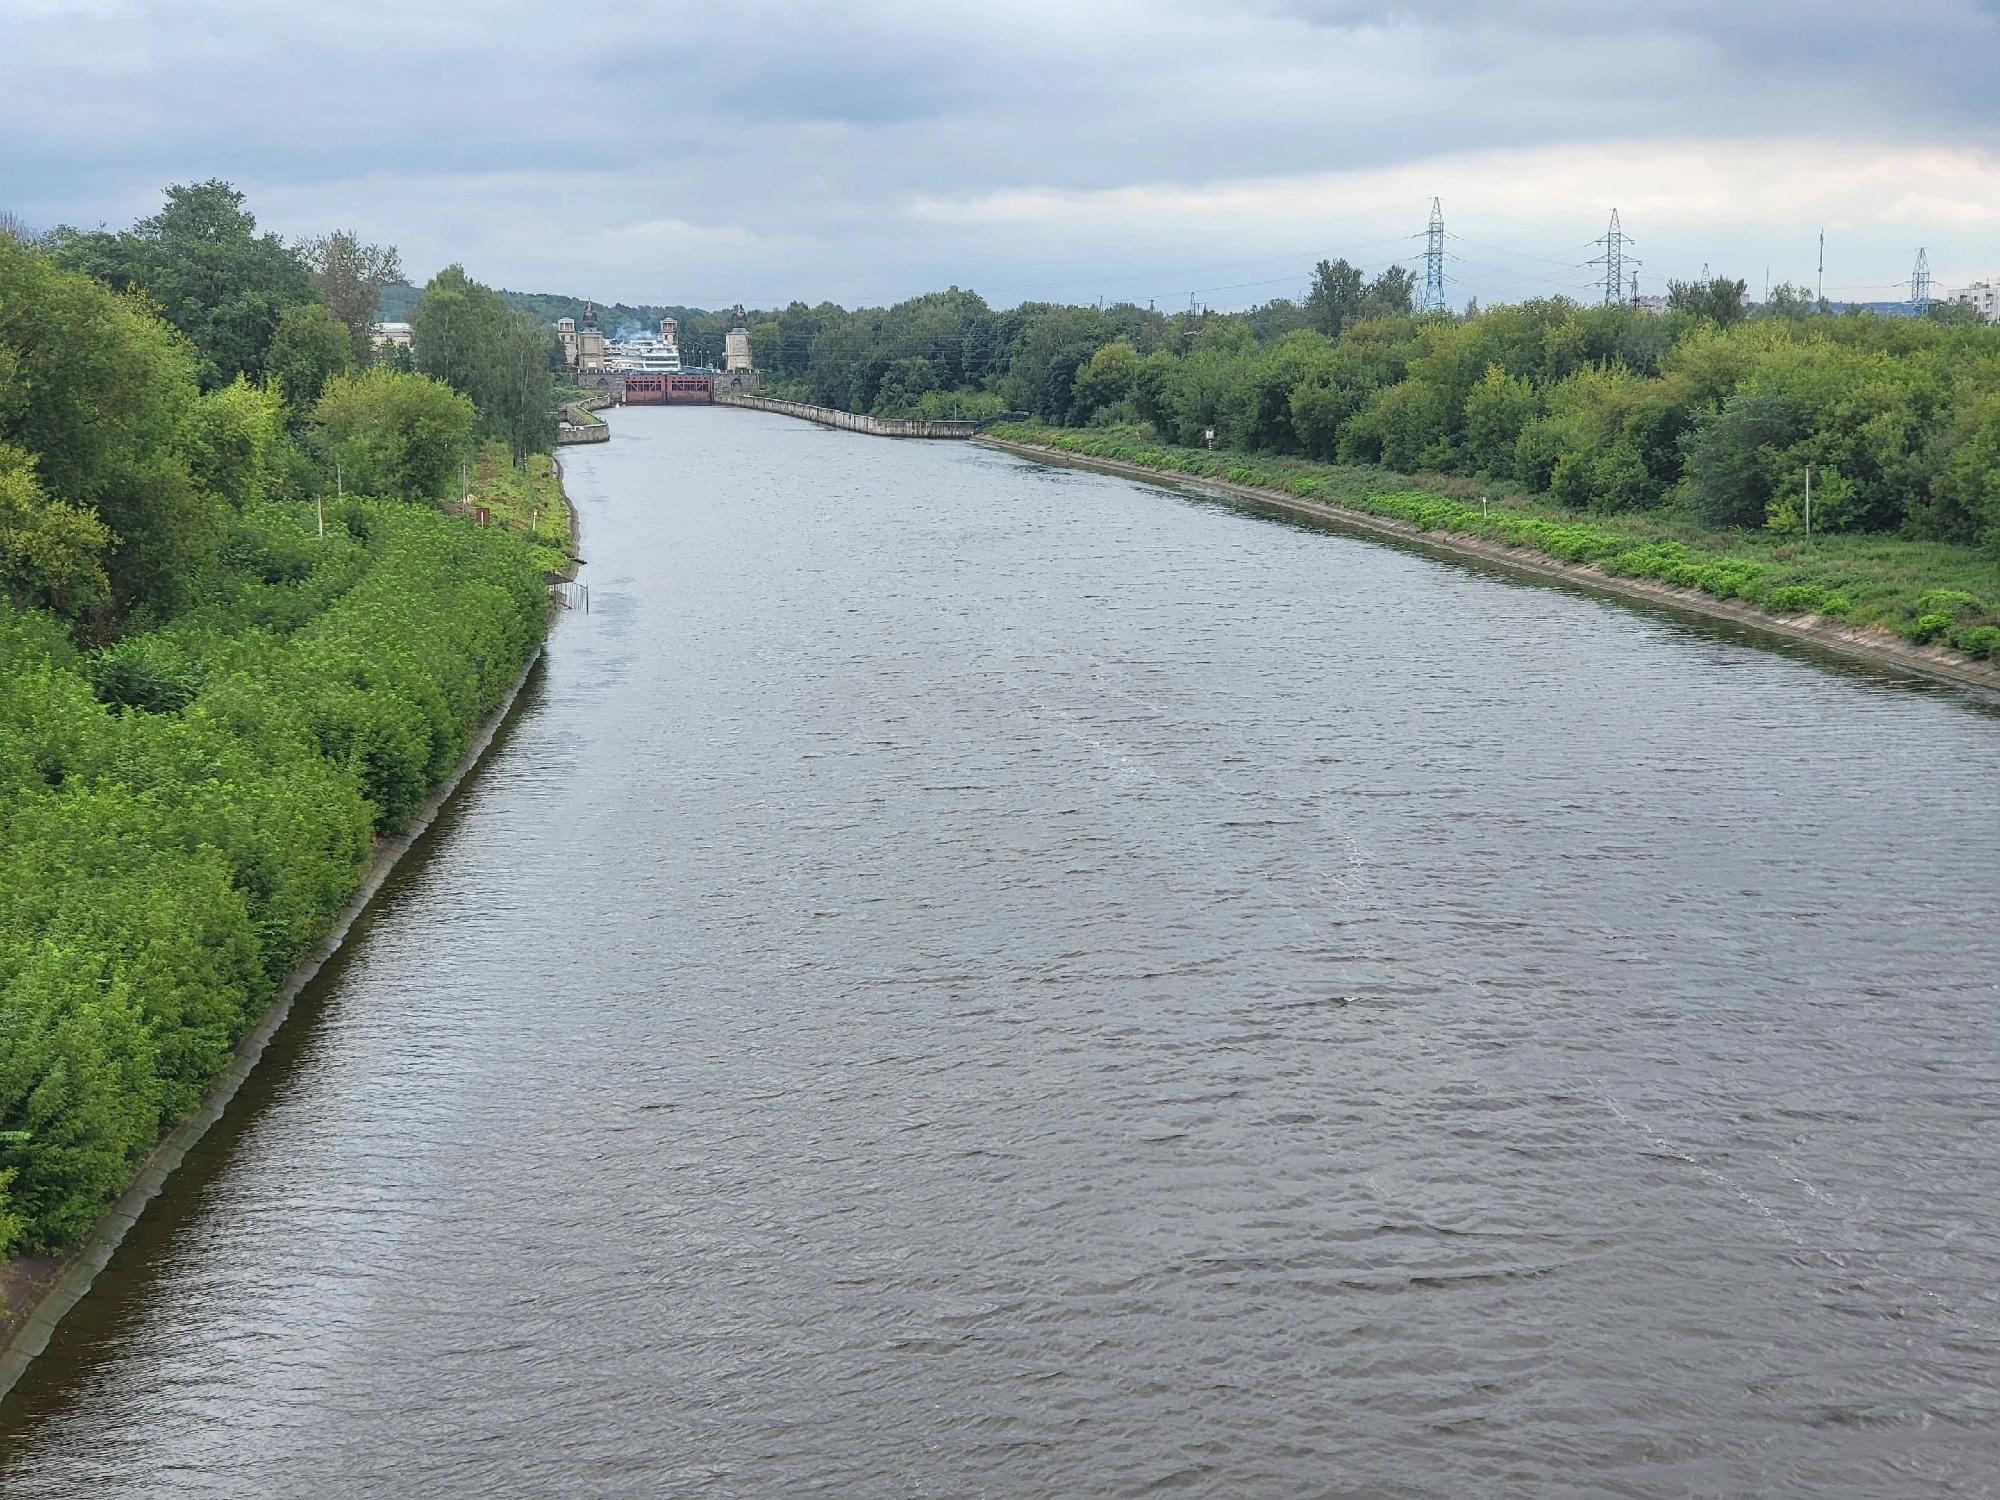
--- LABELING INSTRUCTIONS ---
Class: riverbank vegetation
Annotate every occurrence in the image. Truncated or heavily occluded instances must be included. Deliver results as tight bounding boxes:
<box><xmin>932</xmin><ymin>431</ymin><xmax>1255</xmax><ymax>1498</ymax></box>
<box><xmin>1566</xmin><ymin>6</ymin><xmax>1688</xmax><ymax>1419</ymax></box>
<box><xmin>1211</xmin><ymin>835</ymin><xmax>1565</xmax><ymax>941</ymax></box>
<box><xmin>468</xmin><ymin>441</ymin><xmax>573</xmax><ymax>575</ymax></box>
<box><xmin>990</xmin><ymin>424</ymin><xmax>2000</xmax><ymax>658</ymax></box>
<box><xmin>732</xmin><ymin>276</ymin><xmax>2000</xmax><ymax>657</ymax></box>
<box><xmin>0</xmin><ymin>188</ymin><xmax>560</xmax><ymax>1265</ymax></box>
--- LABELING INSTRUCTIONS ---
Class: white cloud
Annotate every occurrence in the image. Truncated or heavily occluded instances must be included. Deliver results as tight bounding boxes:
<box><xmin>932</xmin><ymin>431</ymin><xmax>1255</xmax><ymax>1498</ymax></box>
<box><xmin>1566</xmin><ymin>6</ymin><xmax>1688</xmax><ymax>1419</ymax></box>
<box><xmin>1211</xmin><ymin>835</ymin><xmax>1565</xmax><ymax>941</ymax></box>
<box><xmin>4</xmin><ymin>0</ymin><xmax>1996</xmax><ymax>306</ymax></box>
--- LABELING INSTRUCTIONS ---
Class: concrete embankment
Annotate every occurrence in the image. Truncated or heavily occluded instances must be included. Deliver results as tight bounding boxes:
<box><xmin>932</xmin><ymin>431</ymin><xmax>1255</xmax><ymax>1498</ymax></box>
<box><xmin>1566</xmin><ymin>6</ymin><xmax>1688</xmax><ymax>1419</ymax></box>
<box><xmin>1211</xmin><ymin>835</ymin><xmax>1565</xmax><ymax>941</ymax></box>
<box><xmin>557</xmin><ymin>397</ymin><xmax>610</xmax><ymax>445</ymax></box>
<box><xmin>717</xmin><ymin>393</ymin><xmax>981</xmax><ymax>438</ymax></box>
<box><xmin>981</xmin><ymin>435</ymin><xmax>2000</xmax><ymax>695</ymax></box>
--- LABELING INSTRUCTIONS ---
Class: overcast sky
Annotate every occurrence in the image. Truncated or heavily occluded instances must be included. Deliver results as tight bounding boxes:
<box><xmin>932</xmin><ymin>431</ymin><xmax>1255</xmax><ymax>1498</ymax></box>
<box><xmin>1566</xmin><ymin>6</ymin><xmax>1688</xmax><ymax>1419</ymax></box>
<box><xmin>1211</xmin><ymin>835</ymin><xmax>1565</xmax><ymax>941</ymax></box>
<box><xmin>6</xmin><ymin>0</ymin><xmax>1997</xmax><ymax>311</ymax></box>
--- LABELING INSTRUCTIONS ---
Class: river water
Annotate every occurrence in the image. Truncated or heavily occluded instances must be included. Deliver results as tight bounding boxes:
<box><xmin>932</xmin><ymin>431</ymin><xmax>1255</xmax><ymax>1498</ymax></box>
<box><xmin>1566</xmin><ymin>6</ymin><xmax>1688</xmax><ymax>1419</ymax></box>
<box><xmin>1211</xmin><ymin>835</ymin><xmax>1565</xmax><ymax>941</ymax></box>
<box><xmin>4</xmin><ymin>406</ymin><xmax>1999</xmax><ymax>1497</ymax></box>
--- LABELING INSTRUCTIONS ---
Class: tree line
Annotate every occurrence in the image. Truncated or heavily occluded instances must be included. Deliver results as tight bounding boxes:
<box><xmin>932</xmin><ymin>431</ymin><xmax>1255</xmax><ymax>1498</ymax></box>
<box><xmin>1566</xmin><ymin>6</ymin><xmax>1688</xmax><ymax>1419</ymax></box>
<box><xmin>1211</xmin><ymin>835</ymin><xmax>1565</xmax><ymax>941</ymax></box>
<box><xmin>715</xmin><ymin>265</ymin><xmax>1999</xmax><ymax>548</ymax></box>
<box><xmin>2</xmin><ymin>182</ymin><xmax>559</xmax><ymax>629</ymax></box>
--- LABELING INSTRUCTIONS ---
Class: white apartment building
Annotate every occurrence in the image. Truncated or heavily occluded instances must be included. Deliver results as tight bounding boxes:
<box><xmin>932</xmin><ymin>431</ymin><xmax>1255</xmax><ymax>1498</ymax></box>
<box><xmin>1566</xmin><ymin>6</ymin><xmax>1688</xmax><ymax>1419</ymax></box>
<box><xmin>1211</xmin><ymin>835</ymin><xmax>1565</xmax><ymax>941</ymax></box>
<box><xmin>1950</xmin><ymin>281</ymin><xmax>1998</xmax><ymax>323</ymax></box>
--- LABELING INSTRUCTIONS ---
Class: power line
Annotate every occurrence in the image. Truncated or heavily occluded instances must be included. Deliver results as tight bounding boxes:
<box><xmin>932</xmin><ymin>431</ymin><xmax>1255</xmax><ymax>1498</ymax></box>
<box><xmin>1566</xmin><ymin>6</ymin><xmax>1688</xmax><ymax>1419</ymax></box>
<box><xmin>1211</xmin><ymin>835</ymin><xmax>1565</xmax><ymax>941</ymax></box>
<box><xmin>1441</xmin><ymin>252</ymin><xmax>1598</xmax><ymax>297</ymax></box>
<box><xmin>1443</xmin><ymin>230</ymin><xmax>1591</xmax><ymax>271</ymax></box>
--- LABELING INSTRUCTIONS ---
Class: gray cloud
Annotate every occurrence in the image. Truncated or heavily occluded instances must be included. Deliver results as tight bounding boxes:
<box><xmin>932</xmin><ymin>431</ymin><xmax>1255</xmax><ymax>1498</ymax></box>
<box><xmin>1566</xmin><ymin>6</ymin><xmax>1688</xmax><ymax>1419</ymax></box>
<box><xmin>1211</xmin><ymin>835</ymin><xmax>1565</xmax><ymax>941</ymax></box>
<box><xmin>4</xmin><ymin>0</ymin><xmax>1995</xmax><ymax>307</ymax></box>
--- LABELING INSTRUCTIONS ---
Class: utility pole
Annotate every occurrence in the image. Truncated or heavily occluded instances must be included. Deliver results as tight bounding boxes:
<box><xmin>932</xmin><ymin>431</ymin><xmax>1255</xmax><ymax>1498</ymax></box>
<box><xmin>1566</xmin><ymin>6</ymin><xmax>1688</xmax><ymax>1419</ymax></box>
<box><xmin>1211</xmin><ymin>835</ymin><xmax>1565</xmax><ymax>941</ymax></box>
<box><xmin>1817</xmin><ymin>227</ymin><xmax>1825</xmax><ymax>305</ymax></box>
<box><xmin>1420</xmin><ymin>197</ymin><xmax>1447</xmax><ymax>315</ymax></box>
<box><xmin>1910</xmin><ymin>248</ymin><xmax>1933</xmax><ymax>315</ymax></box>
<box><xmin>1588</xmin><ymin>209</ymin><xmax>1635</xmax><ymax>306</ymax></box>
<box><xmin>1630</xmin><ymin>270</ymin><xmax>1639</xmax><ymax>305</ymax></box>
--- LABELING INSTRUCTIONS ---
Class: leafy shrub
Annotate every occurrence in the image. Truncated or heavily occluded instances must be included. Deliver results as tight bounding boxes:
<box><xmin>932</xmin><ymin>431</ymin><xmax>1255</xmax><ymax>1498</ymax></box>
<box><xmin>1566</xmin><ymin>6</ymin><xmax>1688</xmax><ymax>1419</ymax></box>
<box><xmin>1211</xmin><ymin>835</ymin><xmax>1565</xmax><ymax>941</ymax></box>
<box><xmin>1768</xmin><ymin>584</ymin><xmax>1833</xmax><ymax>614</ymax></box>
<box><xmin>90</xmin><ymin>633</ymin><xmax>209</xmax><ymax>714</ymax></box>
<box><xmin>1913</xmin><ymin>589</ymin><xmax>1980</xmax><ymax>618</ymax></box>
<box><xmin>1908</xmin><ymin>612</ymin><xmax>1955</xmax><ymax>644</ymax></box>
<box><xmin>1952</xmin><ymin>624</ymin><xmax>2000</xmax><ymax>659</ymax></box>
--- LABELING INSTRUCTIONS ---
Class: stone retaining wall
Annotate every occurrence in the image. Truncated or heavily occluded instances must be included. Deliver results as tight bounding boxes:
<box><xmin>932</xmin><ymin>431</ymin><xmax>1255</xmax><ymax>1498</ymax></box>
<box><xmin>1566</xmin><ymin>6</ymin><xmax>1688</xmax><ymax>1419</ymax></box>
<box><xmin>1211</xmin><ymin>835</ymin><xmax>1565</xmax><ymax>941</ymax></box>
<box><xmin>716</xmin><ymin>394</ymin><xmax>980</xmax><ymax>439</ymax></box>
<box><xmin>556</xmin><ymin>400</ymin><xmax>611</xmax><ymax>444</ymax></box>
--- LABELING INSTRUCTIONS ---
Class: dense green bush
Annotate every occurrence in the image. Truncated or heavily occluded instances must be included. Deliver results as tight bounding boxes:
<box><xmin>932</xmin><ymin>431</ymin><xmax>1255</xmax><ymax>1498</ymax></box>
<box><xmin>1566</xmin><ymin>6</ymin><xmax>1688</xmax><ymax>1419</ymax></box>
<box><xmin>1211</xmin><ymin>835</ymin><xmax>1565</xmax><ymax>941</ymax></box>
<box><xmin>1908</xmin><ymin>612</ymin><xmax>1955</xmax><ymax>644</ymax></box>
<box><xmin>0</xmin><ymin>500</ymin><xmax>544</xmax><ymax>1256</ymax></box>
<box><xmin>1953</xmin><ymin>624</ymin><xmax>2000</xmax><ymax>659</ymax></box>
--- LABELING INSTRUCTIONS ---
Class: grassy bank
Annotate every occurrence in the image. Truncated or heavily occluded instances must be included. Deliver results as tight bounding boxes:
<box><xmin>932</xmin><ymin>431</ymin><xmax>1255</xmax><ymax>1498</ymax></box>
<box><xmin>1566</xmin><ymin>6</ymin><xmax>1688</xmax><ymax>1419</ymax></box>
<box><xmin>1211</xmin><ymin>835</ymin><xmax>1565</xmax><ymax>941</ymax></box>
<box><xmin>991</xmin><ymin>423</ymin><xmax>2000</xmax><ymax>664</ymax></box>
<box><xmin>467</xmin><ymin>441</ymin><xmax>574</xmax><ymax>574</ymax></box>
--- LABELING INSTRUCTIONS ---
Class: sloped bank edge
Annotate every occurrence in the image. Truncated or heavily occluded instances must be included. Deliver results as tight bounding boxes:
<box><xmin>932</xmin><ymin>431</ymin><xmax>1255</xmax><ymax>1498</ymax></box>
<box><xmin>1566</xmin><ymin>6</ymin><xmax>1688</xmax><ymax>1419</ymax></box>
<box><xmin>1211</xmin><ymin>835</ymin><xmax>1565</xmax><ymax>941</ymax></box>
<box><xmin>979</xmin><ymin>436</ymin><xmax>2000</xmax><ymax>696</ymax></box>
<box><xmin>0</xmin><ymin>637</ymin><xmax>548</xmax><ymax>1401</ymax></box>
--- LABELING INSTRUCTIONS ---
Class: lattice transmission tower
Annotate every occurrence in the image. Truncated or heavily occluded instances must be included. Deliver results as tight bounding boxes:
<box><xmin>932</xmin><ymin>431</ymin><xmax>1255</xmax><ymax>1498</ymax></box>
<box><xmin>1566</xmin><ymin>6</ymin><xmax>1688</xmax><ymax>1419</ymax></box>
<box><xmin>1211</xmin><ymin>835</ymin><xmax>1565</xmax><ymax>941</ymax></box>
<box><xmin>1588</xmin><ymin>209</ymin><xmax>1635</xmax><ymax>306</ymax></box>
<box><xmin>1910</xmin><ymin>247</ymin><xmax>1932</xmax><ymax>315</ymax></box>
<box><xmin>1419</xmin><ymin>197</ymin><xmax>1447</xmax><ymax>314</ymax></box>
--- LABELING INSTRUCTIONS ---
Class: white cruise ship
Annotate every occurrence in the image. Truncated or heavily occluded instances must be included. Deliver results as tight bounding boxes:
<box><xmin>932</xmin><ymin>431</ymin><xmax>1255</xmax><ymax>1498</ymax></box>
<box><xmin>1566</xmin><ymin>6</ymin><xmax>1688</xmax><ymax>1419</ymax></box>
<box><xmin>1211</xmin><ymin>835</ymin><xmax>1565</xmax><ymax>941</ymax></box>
<box><xmin>607</xmin><ymin>317</ymin><xmax>682</xmax><ymax>374</ymax></box>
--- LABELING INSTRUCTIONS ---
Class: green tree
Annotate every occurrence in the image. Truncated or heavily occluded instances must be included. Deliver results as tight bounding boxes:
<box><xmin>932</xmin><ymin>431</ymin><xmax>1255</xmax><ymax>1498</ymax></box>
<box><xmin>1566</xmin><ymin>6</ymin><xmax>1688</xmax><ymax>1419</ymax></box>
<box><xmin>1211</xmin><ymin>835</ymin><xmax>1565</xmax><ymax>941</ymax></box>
<box><xmin>1306</xmin><ymin>258</ymin><xmax>1365</xmax><ymax>338</ymax></box>
<box><xmin>1070</xmin><ymin>340</ymin><xmax>1141</xmax><ymax>423</ymax></box>
<box><xmin>1360</xmin><ymin>266</ymin><xmax>1417</xmax><ymax>321</ymax></box>
<box><xmin>1668</xmin><ymin>276</ymin><xmax>1749</xmax><ymax>326</ymax></box>
<box><xmin>1755</xmin><ymin>282</ymin><xmax>1821</xmax><ymax>322</ymax></box>
<box><xmin>0</xmin><ymin>953</ymin><xmax>163</xmax><ymax>1247</ymax></box>
<box><xmin>1680</xmin><ymin>390</ymin><xmax>1800</xmax><ymax>526</ymax></box>
<box><xmin>410</xmin><ymin>265</ymin><xmax>553</xmax><ymax>460</ymax></box>
<box><xmin>1002</xmin><ymin>305</ymin><xmax>1113</xmax><ymax>422</ymax></box>
<box><xmin>47</xmin><ymin>181</ymin><xmax>314</xmax><ymax>390</ymax></box>
<box><xmin>177</xmin><ymin>376</ymin><xmax>284</xmax><ymax>509</ymax></box>
<box><xmin>410</xmin><ymin>264</ymin><xmax>499</xmax><ymax>402</ymax></box>
<box><xmin>1216</xmin><ymin>332</ymin><xmax>1336</xmax><ymax>451</ymax></box>
<box><xmin>749</xmin><ymin>320</ymin><xmax>781</xmax><ymax>372</ymax></box>
<box><xmin>0</xmin><ymin>444</ymin><xmax>112</xmax><ymax>615</ymax></box>
<box><xmin>313</xmin><ymin>367</ymin><xmax>475</xmax><ymax>503</ymax></box>
<box><xmin>1923</xmin><ymin>299</ymin><xmax>1986</xmax><ymax>328</ymax></box>
<box><xmin>1910</xmin><ymin>390</ymin><xmax>2000</xmax><ymax>545</ymax></box>
<box><xmin>295</xmin><ymin>230</ymin><xmax>404</xmax><ymax>364</ymax></box>
<box><xmin>1342</xmin><ymin>380</ymin><xmax>1452</xmax><ymax>470</ymax></box>
<box><xmin>0</xmin><ymin>234</ymin><xmax>219</xmax><ymax>616</ymax></box>
<box><xmin>871</xmin><ymin>357</ymin><xmax>941</xmax><ymax>416</ymax></box>
<box><xmin>1462</xmin><ymin>366</ymin><xmax>1538</xmax><ymax>477</ymax></box>
<box><xmin>265</xmin><ymin>301</ymin><xmax>354</xmax><ymax>417</ymax></box>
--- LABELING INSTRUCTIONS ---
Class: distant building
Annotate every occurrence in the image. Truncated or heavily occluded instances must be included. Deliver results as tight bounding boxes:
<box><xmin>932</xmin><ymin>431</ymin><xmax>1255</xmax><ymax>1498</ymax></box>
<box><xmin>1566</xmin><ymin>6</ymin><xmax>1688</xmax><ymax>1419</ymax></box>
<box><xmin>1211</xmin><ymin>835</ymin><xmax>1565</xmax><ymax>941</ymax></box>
<box><xmin>370</xmin><ymin>320</ymin><xmax>414</xmax><ymax>351</ymax></box>
<box><xmin>724</xmin><ymin>302</ymin><xmax>754</xmax><ymax>371</ymax></box>
<box><xmin>556</xmin><ymin>305</ymin><xmax>607</xmax><ymax>371</ymax></box>
<box><xmin>1950</xmin><ymin>281</ymin><xmax>1998</xmax><ymax>323</ymax></box>
<box><xmin>1633</xmin><ymin>295</ymin><xmax>1670</xmax><ymax>315</ymax></box>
